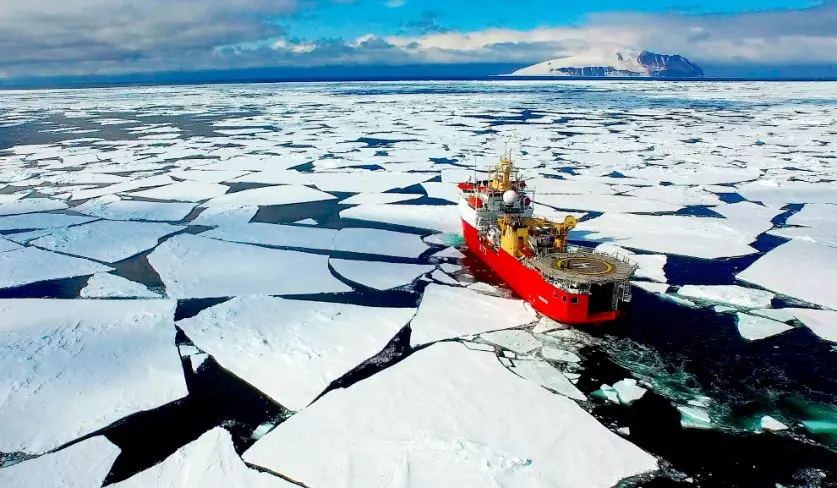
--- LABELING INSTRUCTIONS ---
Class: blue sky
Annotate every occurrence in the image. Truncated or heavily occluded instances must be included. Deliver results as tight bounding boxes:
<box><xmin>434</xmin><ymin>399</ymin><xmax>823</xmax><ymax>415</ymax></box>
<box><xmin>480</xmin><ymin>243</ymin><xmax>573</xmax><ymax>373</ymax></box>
<box><xmin>1</xmin><ymin>0</ymin><xmax>835</xmax><ymax>79</ymax></box>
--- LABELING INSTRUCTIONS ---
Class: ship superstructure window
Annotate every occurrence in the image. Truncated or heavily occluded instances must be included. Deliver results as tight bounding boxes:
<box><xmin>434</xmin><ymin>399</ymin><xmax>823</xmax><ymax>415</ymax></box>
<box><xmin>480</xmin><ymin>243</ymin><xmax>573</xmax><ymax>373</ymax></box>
<box><xmin>570</xmin><ymin>298</ymin><xmax>579</xmax><ymax>304</ymax></box>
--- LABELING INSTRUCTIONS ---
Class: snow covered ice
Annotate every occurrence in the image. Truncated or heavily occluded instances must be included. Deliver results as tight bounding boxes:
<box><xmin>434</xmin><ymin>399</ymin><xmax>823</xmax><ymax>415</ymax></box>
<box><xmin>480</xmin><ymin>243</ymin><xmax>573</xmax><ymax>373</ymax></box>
<box><xmin>0</xmin><ymin>436</ymin><xmax>119</xmax><ymax>488</ymax></box>
<box><xmin>177</xmin><ymin>296</ymin><xmax>416</xmax><ymax>410</ymax></box>
<box><xmin>735</xmin><ymin>313</ymin><xmax>794</xmax><ymax>341</ymax></box>
<box><xmin>80</xmin><ymin>273</ymin><xmax>162</xmax><ymax>298</ymax></box>
<box><xmin>677</xmin><ymin>285</ymin><xmax>775</xmax><ymax>309</ymax></box>
<box><xmin>0</xmin><ymin>247</ymin><xmax>112</xmax><ymax>289</ymax></box>
<box><xmin>244</xmin><ymin>342</ymin><xmax>657</xmax><ymax>488</ymax></box>
<box><xmin>0</xmin><ymin>299</ymin><xmax>186</xmax><ymax>453</ymax></box>
<box><xmin>329</xmin><ymin>258</ymin><xmax>434</xmax><ymax>290</ymax></box>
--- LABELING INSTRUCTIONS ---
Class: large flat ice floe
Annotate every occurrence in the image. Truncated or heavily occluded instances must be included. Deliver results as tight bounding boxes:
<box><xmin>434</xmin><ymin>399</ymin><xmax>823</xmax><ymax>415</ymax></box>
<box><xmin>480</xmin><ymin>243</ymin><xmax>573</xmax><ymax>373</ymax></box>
<box><xmin>0</xmin><ymin>299</ymin><xmax>186</xmax><ymax>453</ymax></box>
<box><xmin>148</xmin><ymin>234</ymin><xmax>351</xmax><ymax>298</ymax></box>
<box><xmin>309</xmin><ymin>171</ymin><xmax>435</xmax><ymax>193</ymax></box>
<box><xmin>737</xmin><ymin>239</ymin><xmax>837</xmax><ymax>310</ymax></box>
<box><xmin>0</xmin><ymin>247</ymin><xmax>112</xmax><ymax>289</ymax></box>
<box><xmin>0</xmin><ymin>436</ymin><xmax>119</xmax><ymax>488</ymax></box>
<box><xmin>0</xmin><ymin>198</ymin><xmax>67</xmax><ymax>216</ymax></box>
<box><xmin>128</xmin><ymin>181</ymin><xmax>229</xmax><ymax>202</ymax></box>
<box><xmin>536</xmin><ymin>194</ymin><xmax>682</xmax><ymax>213</ymax></box>
<box><xmin>789</xmin><ymin>309</ymin><xmax>837</xmax><ymax>343</ymax></box>
<box><xmin>677</xmin><ymin>285</ymin><xmax>775</xmax><ymax>309</ymax></box>
<box><xmin>735</xmin><ymin>313</ymin><xmax>793</xmax><ymax>341</ymax></box>
<box><xmin>244</xmin><ymin>342</ymin><xmax>657</xmax><ymax>488</ymax></box>
<box><xmin>189</xmin><ymin>205</ymin><xmax>259</xmax><ymax>226</ymax></box>
<box><xmin>329</xmin><ymin>258</ymin><xmax>434</xmax><ymax>290</ymax></box>
<box><xmin>576</xmin><ymin>213</ymin><xmax>760</xmax><ymax>259</ymax></box>
<box><xmin>80</xmin><ymin>273</ymin><xmax>162</xmax><ymax>298</ymax></box>
<box><xmin>205</xmin><ymin>185</ymin><xmax>336</xmax><ymax>207</ymax></box>
<box><xmin>30</xmin><ymin>220</ymin><xmax>185</xmax><ymax>263</ymax></box>
<box><xmin>177</xmin><ymin>296</ymin><xmax>416</xmax><ymax>410</ymax></box>
<box><xmin>74</xmin><ymin>195</ymin><xmax>196</xmax><ymax>222</ymax></box>
<box><xmin>410</xmin><ymin>284</ymin><xmax>536</xmax><ymax>347</ymax></box>
<box><xmin>111</xmin><ymin>428</ymin><xmax>294</xmax><ymax>488</ymax></box>
<box><xmin>0</xmin><ymin>213</ymin><xmax>97</xmax><ymax>231</ymax></box>
<box><xmin>341</xmin><ymin>204</ymin><xmax>462</xmax><ymax>233</ymax></box>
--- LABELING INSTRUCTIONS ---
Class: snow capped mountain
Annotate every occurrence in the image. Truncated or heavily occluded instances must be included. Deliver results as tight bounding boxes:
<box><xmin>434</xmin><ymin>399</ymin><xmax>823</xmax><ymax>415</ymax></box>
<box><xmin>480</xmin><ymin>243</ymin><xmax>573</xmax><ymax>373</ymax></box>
<box><xmin>512</xmin><ymin>50</ymin><xmax>703</xmax><ymax>78</ymax></box>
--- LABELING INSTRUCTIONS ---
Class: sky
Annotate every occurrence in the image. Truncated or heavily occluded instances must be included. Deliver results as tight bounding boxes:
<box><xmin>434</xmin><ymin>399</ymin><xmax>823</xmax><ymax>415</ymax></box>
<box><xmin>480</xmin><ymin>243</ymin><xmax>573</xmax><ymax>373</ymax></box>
<box><xmin>1</xmin><ymin>0</ymin><xmax>836</xmax><ymax>80</ymax></box>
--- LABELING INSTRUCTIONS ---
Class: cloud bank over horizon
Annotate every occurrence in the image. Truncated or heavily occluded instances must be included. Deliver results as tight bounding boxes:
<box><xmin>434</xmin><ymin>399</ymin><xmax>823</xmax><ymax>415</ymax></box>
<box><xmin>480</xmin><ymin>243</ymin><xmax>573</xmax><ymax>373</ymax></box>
<box><xmin>1</xmin><ymin>0</ymin><xmax>836</xmax><ymax>79</ymax></box>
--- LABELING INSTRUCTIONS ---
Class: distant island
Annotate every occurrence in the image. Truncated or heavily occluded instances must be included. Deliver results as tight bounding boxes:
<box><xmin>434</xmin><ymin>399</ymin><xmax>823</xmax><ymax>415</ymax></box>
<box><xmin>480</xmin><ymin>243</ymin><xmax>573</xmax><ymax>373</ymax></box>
<box><xmin>511</xmin><ymin>50</ymin><xmax>704</xmax><ymax>78</ymax></box>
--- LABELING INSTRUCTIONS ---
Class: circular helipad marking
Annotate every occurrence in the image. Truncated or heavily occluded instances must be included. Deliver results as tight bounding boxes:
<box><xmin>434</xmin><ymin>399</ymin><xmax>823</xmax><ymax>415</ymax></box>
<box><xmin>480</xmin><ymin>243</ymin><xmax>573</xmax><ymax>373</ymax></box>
<box><xmin>554</xmin><ymin>257</ymin><xmax>614</xmax><ymax>275</ymax></box>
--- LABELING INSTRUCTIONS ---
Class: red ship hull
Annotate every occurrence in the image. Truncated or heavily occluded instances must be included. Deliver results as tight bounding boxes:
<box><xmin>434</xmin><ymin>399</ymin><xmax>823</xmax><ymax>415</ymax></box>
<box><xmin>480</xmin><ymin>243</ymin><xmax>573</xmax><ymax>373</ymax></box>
<box><xmin>461</xmin><ymin>219</ymin><xmax>622</xmax><ymax>325</ymax></box>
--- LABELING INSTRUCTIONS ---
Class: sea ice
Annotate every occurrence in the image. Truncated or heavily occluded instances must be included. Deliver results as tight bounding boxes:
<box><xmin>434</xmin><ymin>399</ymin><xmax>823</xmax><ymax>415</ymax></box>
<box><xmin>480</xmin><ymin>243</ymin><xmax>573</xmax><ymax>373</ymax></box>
<box><xmin>769</xmin><ymin>225</ymin><xmax>837</xmax><ymax>248</ymax></box>
<box><xmin>632</xmin><ymin>281</ymin><xmax>670</xmax><ymax>294</ymax></box>
<box><xmin>167</xmin><ymin>169</ymin><xmax>250</xmax><ymax>183</ymax></box>
<box><xmin>737</xmin><ymin>239</ymin><xmax>837</xmax><ymax>309</ymax></box>
<box><xmin>433</xmin><ymin>246</ymin><xmax>466</xmax><ymax>259</ymax></box>
<box><xmin>0</xmin><ymin>247</ymin><xmax>112</xmax><ymax>289</ymax></box>
<box><xmin>422</xmin><ymin>182</ymin><xmax>460</xmax><ymax>202</ymax></box>
<box><xmin>0</xmin><ymin>299</ymin><xmax>186</xmax><ymax>453</ymax></box>
<box><xmin>0</xmin><ymin>198</ymin><xmax>67</xmax><ymax>216</ymax></box>
<box><xmin>786</xmin><ymin>203</ymin><xmax>837</xmax><ymax>227</ymax></box>
<box><xmin>577</xmin><ymin>213</ymin><xmax>759</xmax><ymax>259</ymax></box>
<box><xmin>339</xmin><ymin>192</ymin><xmax>422</xmax><ymax>205</ymax></box>
<box><xmin>74</xmin><ymin>195</ymin><xmax>196</xmax><ymax>222</ymax></box>
<box><xmin>0</xmin><ymin>436</ymin><xmax>119</xmax><ymax>488</ymax></box>
<box><xmin>0</xmin><ymin>213</ymin><xmax>97</xmax><ymax>231</ymax></box>
<box><xmin>129</xmin><ymin>181</ymin><xmax>229</xmax><ymax>202</ymax></box>
<box><xmin>431</xmin><ymin>269</ymin><xmax>460</xmax><ymax>285</ymax></box>
<box><xmin>612</xmin><ymin>379</ymin><xmax>647</xmax><ymax>405</ymax></box>
<box><xmin>294</xmin><ymin>218</ymin><xmax>318</xmax><ymax>225</ymax></box>
<box><xmin>202</xmin><ymin>223</ymin><xmax>338</xmax><ymax>250</ymax></box>
<box><xmin>737</xmin><ymin>180</ymin><xmax>837</xmax><ymax>209</ymax></box>
<box><xmin>677</xmin><ymin>285</ymin><xmax>775</xmax><ymax>309</ymax></box>
<box><xmin>480</xmin><ymin>330</ymin><xmax>543</xmax><ymax>354</ymax></box>
<box><xmin>148</xmin><ymin>234</ymin><xmax>351</xmax><ymax>298</ymax></box>
<box><xmin>591</xmin><ymin>385</ymin><xmax>620</xmax><ymax>404</ymax></box>
<box><xmin>190</xmin><ymin>205</ymin><xmax>259</xmax><ymax>226</ymax></box>
<box><xmin>111</xmin><ymin>428</ymin><xmax>295</xmax><ymax>488</ymax></box>
<box><xmin>510</xmin><ymin>359</ymin><xmax>586</xmax><ymax>401</ymax></box>
<box><xmin>467</xmin><ymin>281</ymin><xmax>501</xmax><ymax>296</ymax></box>
<box><xmin>333</xmin><ymin>228</ymin><xmax>430</xmax><ymax>258</ymax></box>
<box><xmin>177</xmin><ymin>296</ymin><xmax>415</xmax><ymax>410</ymax></box>
<box><xmin>410</xmin><ymin>285</ymin><xmax>537</xmax><ymax>347</ymax></box>
<box><xmin>243</xmin><ymin>342</ymin><xmax>657</xmax><ymax>488</ymax></box>
<box><xmin>0</xmin><ymin>237</ymin><xmax>22</xmax><ymax>253</ymax></box>
<box><xmin>749</xmin><ymin>308</ymin><xmax>798</xmax><ymax>322</ymax></box>
<box><xmin>70</xmin><ymin>174</ymin><xmax>176</xmax><ymax>200</ymax></box>
<box><xmin>80</xmin><ymin>273</ymin><xmax>162</xmax><ymax>298</ymax></box>
<box><xmin>542</xmin><ymin>347</ymin><xmax>581</xmax><ymax>363</ymax></box>
<box><xmin>537</xmin><ymin>194</ymin><xmax>682</xmax><ymax>213</ymax></box>
<box><xmin>309</xmin><ymin>171</ymin><xmax>435</xmax><ymax>193</ymax></box>
<box><xmin>341</xmin><ymin>204</ymin><xmax>461</xmax><ymax>233</ymax></box>
<box><xmin>678</xmin><ymin>405</ymin><xmax>713</xmax><ymax>430</ymax></box>
<box><xmin>790</xmin><ymin>309</ymin><xmax>837</xmax><ymax>343</ymax></box>
<box><xmin>30</xmin><ymin>220</ymin><xmax>185</xmax><ymax>263</ymax></box>
<box><xmin>760</xmin><ymin>416</ymin><xmax>788</xmax><ymax>431</ymax></box>
<box><xmin>205</xmin><ymin>185</ymin><xmax>336</xmax><ymax>207</ymax></box>
<box><xmin>329</xmin><ymin>259</ymin><xmax>434</xmax><ymax>290</ymax></box>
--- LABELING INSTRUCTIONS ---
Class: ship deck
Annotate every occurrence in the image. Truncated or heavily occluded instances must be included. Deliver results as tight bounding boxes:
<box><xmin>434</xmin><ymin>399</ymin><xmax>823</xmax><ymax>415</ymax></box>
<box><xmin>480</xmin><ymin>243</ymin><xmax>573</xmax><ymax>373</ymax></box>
<box><xmin>524</xmin><ymin>249</ymin><xmax>635</xmax><ymax>285</ymax></box>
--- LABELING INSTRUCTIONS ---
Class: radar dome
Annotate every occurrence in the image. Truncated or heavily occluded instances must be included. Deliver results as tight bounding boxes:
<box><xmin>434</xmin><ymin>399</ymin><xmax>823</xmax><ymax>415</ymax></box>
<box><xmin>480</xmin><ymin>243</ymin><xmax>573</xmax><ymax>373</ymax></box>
<box><xmin>503</xmin><ymin>190</ymin><xmax>518</xmax><ymax>205</ymax></box>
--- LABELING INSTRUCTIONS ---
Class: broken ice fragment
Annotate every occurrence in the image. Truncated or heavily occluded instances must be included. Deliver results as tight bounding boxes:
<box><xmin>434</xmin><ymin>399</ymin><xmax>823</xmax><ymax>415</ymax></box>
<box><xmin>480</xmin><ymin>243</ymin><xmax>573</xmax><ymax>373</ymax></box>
<box><xmin>0</xmin><ymin>213</ymin><xmax>97</xmax><ymax>231</ymax></box>
<box><xmin>329</xmin><ymin>258</ymin><xmax>433</xmax><ymax>291</ymax></box>
<box><xmin>433</xmin><ymin>246</ymin><xmax>466</xmax><ymax>260</ymax></box>
<box><xmin>678</xmin><ymin>405</ymin><xmax>713</xmax><ymax>430</ymax></box>
<box><xmin>591</xmin><ymin>384</ymin><xmax>620</xmax><ymax>404</ymax></box>
<box><xmin>0</xmin><ymin>436</ymin><xmax>119</xmax><ymax>488</ymax></box>
<box><xmin>189</xmin><ymin>353</ymin><xmax>209</xmax><ymax>373</ymax></box>
<box><xmin>542</xmin><ymin>347</ymin><xmax>581</xmax><ymax>363</ymax></box>
<box><xmin>0</xmin><ymin>247</ymin><xmax>112</xmax><ymax>289</ymax></box>
<box><xmin>760</xmin><ymin>416</ymin><xmax>788</xmax><ymax>431</ymax></box>
<box><xmin>190</xmin><ymin>205</ymin><xmax>259</xmax><ymax>226</ymax></box>
<box><xmin>790</xmin><ymin>308</ymin><xmax>837</xmax><ymax>343</ymax></box>
<box><xmin>431</xmin><ymin>268</ymin><xmax>460</xmax><ymax>285</ymax></box>
<box><xmin>467</xmin><ymin>281</ymin><xmax>501</xmax><ymax>296</ymax></box>
<box><xmin>613</xmin><ymin>379</ymin><xmax>647</xmax><ymax>405</ymax></box>
<box><xmin>802</xmin><ymin>420</ymin><xmax>837</xmax><ymax>435</ymax></box>
<box><xmin>341</xmin><ymin>204</ymin><xmax>461</xmax><ymax>233</ymax></box>
<box><xmin>205</xmin><ymin>185</ymin><xmax>336</xmax><ymax>207</ymax></box>
<box><xmin>480</xmin><ymin>330</ymin><xmax>543</xmax><ymax>354</ymax></box>
<box><xmin>0</xmin><ymin>198</ymin><xmax>67</xmax><ymax>216</ymax></box>
<box><xmin>510</xmin><ymin>359</ymin><xmax>586</xmax><ymax>401</ymax></box>
<box><xmin>735</xmin><ymin>313</ymin><xmax>793</xmax><ymax>341</ymax></box>
<box><xmin>80</xmin><ymin>273</ymin><xmax>162</xmax><ymax>298</ymax></box>
<box><xmin>129</xmin><ymin>181</ymin><xmax>229</xmax><ymax>202</ymax></box>
<box><xmin>677</xmin><ymin>285</ymin><xmax>774</xmax><ymax>309</ymax></box>
<box><xmin>339</xmin><ymin>192</ymin><xmax>421</xmax><ymax>205</ymax></box>
<box><xmin>74</xmin><ymin>195</ymin><xmax>196</xmax><ymax>222</ymax></box>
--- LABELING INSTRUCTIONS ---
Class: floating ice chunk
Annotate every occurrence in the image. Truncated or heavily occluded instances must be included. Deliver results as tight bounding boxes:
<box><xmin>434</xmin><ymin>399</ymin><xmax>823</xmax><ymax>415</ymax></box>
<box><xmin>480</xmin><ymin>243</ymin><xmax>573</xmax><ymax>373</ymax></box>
<box><xmin>0</xmin><ymin>299</ymin><xmax>185</xmax><ymax>453</ymax></box>
<box><xmin>111</xmin><ymin>428</ymin><xmax>294</xmax><ymax>488</ymax></box>
<box><xmin>626</xmin><ymin>185</ymin><xmax>721</xmax><ymax>207</ymax></box>
<box><xmin>737</xmin><ymin>180</ymin><xmax>837</xmax><ymax>209</ymax></box>
<box><xmin>542</xmin><ymin>347</ymin><xmax>581</xmax><ymax>363</ymax></box>
<box><xmin>499</xmin><ymin>356</ymin><xmax>513</xmax><ymax>367</ymax></box>
<box><xmin>226</xmin><ymin>170</ymin><xmax>314</xmax><ymax>185</ymax></box>
<box><xmin>329</xmin><ymin>259</ymin><xmax>433</xmax><ymax>290</ymax></box>
<box><xmin>30</xmin><ymin>220</ymin><xmax>185</xmax><ymax>263</ymax></box>
<box><xmin>190</xmin><ymin>205</ymin><xmax>258</xmax><ymax>226</ymax></box>
<box><xmin>339</xmin><ymin>193</ymin><xmax>422</xmax><ymax>205</ymax></box>
<box><xmin>203</xmin><ymin>223</ymin><xmax>337</xmax><ymax>250</ymax></box>
<box><xmin>613</xmin><ymin>379</ymin><xmax>647</xmax><ymax>405</ymax></box>
<box><xmin>190</xmin><ymin>353</ymin><xmax>208</xmax><ymax>373</ymax></box>
<box><xmin>790</xmin><ymin>309</ymin><xmax>837</xmax><ymax>343</ymax></box>
<box><xmin>70</xmin><ymin>175</ymin><xmax>176</xmax><ymax>201</ymax></box>
<box><xmin>0</xmin><ymin>198</ymin><xmax>67</xmax><ymax>216</ymax></box>
<box><xmin>74</xmin><ymin>195</ymin><xmax>195</xmax><ymax>222</ymax></box>
<box><xmin>177</xmin><ymin>296</ymin><xmax>415</xmax><ymax>410</ymax></box>
<box><xmin>660</xmin><ymin>293</ymin><xmax>699</xmax><ymax>308</ymax></box>
<box><xmin>632</xmin><ymin>281</ymin><xmax>670</xmax><ymax>294</ymax></box>
<box><xmin>532</xmin><ymin>317</ymin><xmax>567</xmax><ymax>333</ymax></box>
<box><xmin>678</xmin><ymin>405</ymin><xmax>713</xmax><ymax>430</ymax></box>
<box><xmin>251</xmin><ymin>422</ymin><xmax>274</xmax><ymax>441</ymax></box>
<box><xmin>129</xmin><ymin>181</ymin><xmax>229</xmax><ymax>202</ymax></box>
<box><xmin>341</xmin><ymin>204</ymin><xmax>461</xmax><ymax>233</ymax></box>
<box><xmin>617</xmin><ymin>427</ymin><xmax>631</xmax><ymax>436</ymax></box>
<box><xmin>309</xmin><ymin>171</ymin><xmax>435</xmax><ymax>193</ymax></box>
<box><xmin>737</xmin><ymin>239</ymin><xmax>837</xmax><ymax>309</ymax></box>
<box><xmin>293</xmin><ymin>218</ymin><xmax>318</xmax><ymax>225</ymax></box>
<box><xmin>714</xmin><ymin>305</ymin><xmax>736</xmax><ymax>313</ymax></box>
<box><xmin>0</xmin><ymin>237</ymin><xmax>22</xmax><ymax>253</ymax></box>
<box><xmin>431</xmin><ymin>269</ymin><xmax>460</xmax><ymax>285</ymax></box>
<box><xmin>714</xmin><ymin>202</ymin><xmax>783</xmax><ymax>236</ymax></box>
<box><xmin>80</xmin><ymin>273</ymin><xmax>161</xmax><ymax>298</ymax></box>
<box><xmin>677</xmin><ymin>285</ymin><xmax>774</xmax><ymax>309</ymax></box>
<box><xmin>749</xmin><ymin>308</ymin><xmax>798</xmax><ymax>323</ymax></box>
<box><xmin>577</xmin><ymin>213</ymin><xmax>758</xmax><ymax>259</ymax></box>
<box><xmin>168</xmin><ymin>169</ymin><xmax>250</xmax><ymax>183</ymax></box>
<box><xmin>433</xmin><ymin>246</ymin><xmax>466</xmax><ymax>260</ymax></box>
<box><xmin>0</xmin><ymin>436</ymin><xmax>119</xmax><ymax>488</ymax></box>
<box><xmin>205</xmin><ymin>185</ymin><xmax>336</xmax><ymax>207</ymax></box>
<box><xmin>537</xmin><ymin>194</ymin><xmax>682</xmax><ymax>213</ymax></box>
<box><xmin>786</xmin><ymin>203</ymin><xmax>837</xmax><ymax>227</ymax></box>
<box><xmin>333</xmin><ymin>228</ymin><xmax>430</xmax><ymax>258</ymax></box>
<box><xmin>591</xmin><ymin>385</ymin><xmax>620</xmax><ymax>404</ymax></box>
<box><xmin>760</xmin><ymin>416</ymin><xmax>788</xmax><ymax>431</ymax></box>
<box><xmin>439</xmin><ymin>262</ymin><xmax>461</xmax><ymax>274</ymax></box>
<box><xmin>410</xmin><ymin>285</ymin><xmax>537</xmax><ymax>347</ymax></box>
<box><xmin>467</xmin><ymin>281</ymin><xmax>501</xmax><ymax>296</ymax></box>
<box><xmin>244</xmin><ymin>342</ymin><xmax>657</xmax><ymax>488</ymax></box>
<box><xmin>481</xmin><ymin>330</ymin><xmax>543</xmax><ymax>354</ymax></box>
<box><xmin>0</xmin><ymin>247</ymin><xmax>112</xmax><ymax>289</ymax></box>
<box><xmin>422</xmin><ymin>182</ymin><xmax>460</xmax><ymax>202</ymax></box>
<box><xmin>148</xmin><ymin>234</ymin><xmax>351</xmax><ymax>299</ymax></box>
<box><xmin>801</xmin><ymin>420</ymin><xmax>837</xmax><ymax>435</ymax></box>
<box><xmin>0</xmin><ymin>213</ymin><xmax>97</xmax><ymax>231</ymax></box>
<box><xmin>622</xmin><ymin>166</ymin><xmax>761</xmax><ymax>186</ymax></box>
<box><xmin>179</xmin><ymin>344</ymin><xmax>200</xmax><ymax>357</ymax></box>
<box><xmin>510</xmin><ymin>359</ymin><xmax>586</xmax><ymax>401</ymax></box>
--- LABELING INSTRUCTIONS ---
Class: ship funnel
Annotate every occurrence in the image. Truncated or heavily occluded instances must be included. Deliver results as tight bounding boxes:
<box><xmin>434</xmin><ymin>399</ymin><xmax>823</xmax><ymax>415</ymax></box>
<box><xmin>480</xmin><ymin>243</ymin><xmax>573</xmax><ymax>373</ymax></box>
<box><xmin>503</xmin><ymin>190</ymin><xmax>518</xmax><ymax>205</ymax></box>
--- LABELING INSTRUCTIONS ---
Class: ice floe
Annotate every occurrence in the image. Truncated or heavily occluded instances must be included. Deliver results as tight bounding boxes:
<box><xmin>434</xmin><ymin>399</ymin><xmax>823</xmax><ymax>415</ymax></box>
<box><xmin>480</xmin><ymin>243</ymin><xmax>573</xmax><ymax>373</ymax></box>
<box><xmin>129</xmin><ymin>181</ymin><xmax>229</xmax><ymax>202</ymax></box>
<box><xmin>737</xmin><ymin>180</ymin><xmax>837</xmax><ymax>209</ymax></box>
<box><xmin>329</xmin><ymin>259</ymin><xmax>433</xmax><ymax>290</ymax></box>
<box><xmin>148</xmin><ymin>234</ymin><xmax>351</xmax><ymax>298</ymax></box>
<box><xmin>632</xmin><ymin>281</ymin><xmax>670</xmax><ymax>294</ymax></box>
<box><xmin>467</xmin><ymin>281</ymin><xmax>501</xmax><ymax>296</ymax></box>
<box><xmin>111</xmin><ymin>428</ymin><xmax>294</xmax><ymax>488</ymax></box>
<box><xmin>433</xmin><ymin>245</ymin><xmax>466</xmax><ymax>260</ymax></box>
<box><xmin>0</xmin><ymin>213</ymin><xmax>97</xmax><ymax>231</ymax></box>
<box><xmin>309</xmin><ymin>171</ymin><xmax>435</xmax><ymax>193</ymax></box>
<box><xmin>341</xmin><ymin>204</ymin><xmax>461</xmax><ymax>233</ymax></box>
<box><xmin>677</xmin><ymin>285</ymin><xmax>775</xmax><ymax>309</ymax></box>
<box><xmin>577</xmin><ymin>213</ymin><xmax>760</xmax><ymax>259</ymax></box>
<box><xmin>205</xmin><ymin>185</ymin><xmax>336</xmax><ymax>207</ymax></box>
<box><xmin>509</xmin><ymin>359</ymin><xmax>586</xmax><ymax>401</ymax></box>
<box><xmin>0</xmin><ymin>247</ymin><xmax>112</xmax><ymax>289</ymax></box>
<box><xmin>410</xmin><ymin>284</ymin><xmax>537</xmax><ymax>347</ymax></box>
<box><xmin>678</xmin><ymin>405</ymin><xmax>713</xmax><ymax>430</ymax></box>
<box><xmin>790</xmin><ymin>309</ymin><xmax>837</xmax><ymax>343</ymax></box>
<box><xmin>190</xmin><ymin>205</ymin><xmax>259</xmax><ymax>226</ymax></box>
<box><xmin>736</xmin><ymin>313</ymin><xmax>794</xmax><ymax>341</ymax></box>
<box><xmin>480</xmin><ymin>330</ymin><xmax>543</xmax><ymax>354</ymax></box>
<box><xmin>339</xmin><ymin>192</ymin><xmax>422</xmax><ymax>205</ymax></box>
<box><xmin>431</xmin><ymin>269</ymin><xmax>460</xmax><ymax>285</ymax></box>
<box><xmin>421</xmin><ymin>182</ymin><xmax>460</xmax><ymax>202</ymax></box>
<box><xmin>0</xmin><ymin>299</ymin><xmax>185</xmax><ymax>453</ymax></box>
<box><xmin>737</xmin><ymin>239</ymin><xmax>837</xmax><ymax>309</ymax></box>
<box><xmin>80</xmin><ymin>273</ymin><xmax>162</xmax><ymax>298</ymax></box>
<box><xmin>0</xmin><ymin>198</ymin><xmax>67</xmax><ymax>216</ymax></box>
<box><xmin>0</xmin><ymin>237</ymin><xmax>22</xmax><ymax>253</ymax></box>
<box><xmin>537</xmin><ymin>194</ymin><xmax>682</xmax><ymax>213</ymax></box>
<box><xmin>30</xmin><ymin>220</ymin><xmax>185</xmax><ymax>263</ymax></box>
<box><xmin>760</xmin><ymin>416</ymin><xmax>788</xmax><ymax>431</ymax></box>
<box><xmin>0</xmin><ymin>436</ymin><xmax>119</xmax><ymax>488</ymax></box>
<box><xmin>613</xmin><ymin>379</ymin><xmax>647</xmax><ymax>405</ymax></box>
<box><xmin>542</xmin><ymin>347</ymin><xmax>581</xmax><ymax>363</ymax></box>
<box><xmin>177</xmin><ymin>296</ymin><xmax>415</xmax><ymax>410</ymax></box>
<box><xmin>74</xmin><ymin>195</ymin><xmax>195</xmax><ymax>222</ymax></box>
<box><xmin>244</xmin><ymin>342</ymin><xmax>657</xmax><ymax>488</ymax></box>
<box><xmin>333</xmin><ymin>227</ymin><xmax>430</xmax><ymax>258</ymax></box>
<box><xmin>70</xmin><ymin>175</ymin><xmax>176</xmax><ymax>201</ymax></box>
